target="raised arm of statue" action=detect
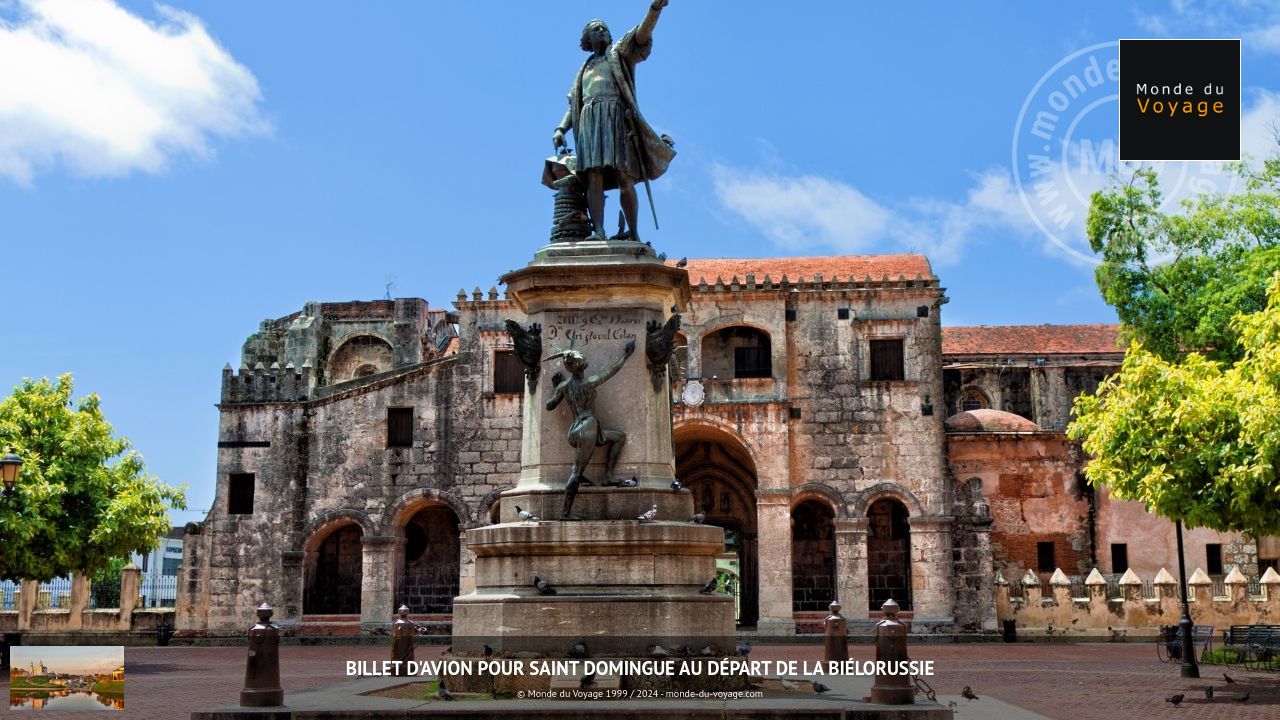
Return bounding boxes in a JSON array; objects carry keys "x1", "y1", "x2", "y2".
[
  {"x1": 590, "y1": 340, "x2": 636, "y2": 387},
  {"x1": 635, "y1": 0, "x2": 668, "y2": 46},
  {"x1": 546, "y1": 381, "x2": 566, "y2": 411}
]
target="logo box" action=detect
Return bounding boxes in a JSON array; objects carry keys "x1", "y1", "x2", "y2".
[{"x1": 1119, "y1": 39, "x2": 1240, "y2": 161}]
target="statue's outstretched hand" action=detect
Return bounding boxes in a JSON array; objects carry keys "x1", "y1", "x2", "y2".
[
  {"x1": 624, "y1": 339, "x2": 637, "y2": 356},
  {"x1": 553, "y1": 129, "x2": 567, "y2": 152},
  {"x1": 653, "y1": 0, "x2": 668, "y2": 8}
]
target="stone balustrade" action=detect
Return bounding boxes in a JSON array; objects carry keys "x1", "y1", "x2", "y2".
[{"x1": 996, "y1": 566, "x2": 1280, "y2": 640}]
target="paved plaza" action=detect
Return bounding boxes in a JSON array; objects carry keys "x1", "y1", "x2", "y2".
[{"x1": 4, "y1": 642, "x2": 1277, "y2": 719}]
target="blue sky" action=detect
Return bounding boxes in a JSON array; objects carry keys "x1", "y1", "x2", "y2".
[{"x1": 1, "y1": 0, "x2": 1278, "y2": 523}]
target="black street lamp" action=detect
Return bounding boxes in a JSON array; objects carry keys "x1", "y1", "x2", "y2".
[
  {"x1": 0, "y1": 451, "x2": 21, "y2": 493},
  {"x1": 1174, "y1": 518, "x2": 1199, "y2": 678}
]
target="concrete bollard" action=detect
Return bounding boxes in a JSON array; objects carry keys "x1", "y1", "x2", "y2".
[
  {"x1": 391, "y1": 605, "x2": 415, "y2": 674},
  {"x1": 240, "y1": 603, "x2": 284, "y2": 707},
  {"x1": 823, "y1": 600, "x2": 848, "y2": 663},
  {"x1": 868, "y1": 598, "x2": 913, "y2": 705}
]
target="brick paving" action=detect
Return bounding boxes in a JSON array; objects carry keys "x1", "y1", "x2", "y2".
[{"x1": 4, "y1": 642, "x2": 1276, "y2": 719}]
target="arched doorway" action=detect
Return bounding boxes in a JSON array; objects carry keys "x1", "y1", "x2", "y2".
[
  {"x1": 867, "y1": 498, "x2": 912, "y2": 611},
  {"x1": 396, "y1": 505, "x2": 460, "y2": 613},
  {"x1": 791, "y1": 500, "x2": 836, "y2": 611},
  {"x1": 304, "y1": 522, "x2": 363, "y2": 615},
  {"x1": 675, "y1": 423, "x2": 758, "y2": 627}
]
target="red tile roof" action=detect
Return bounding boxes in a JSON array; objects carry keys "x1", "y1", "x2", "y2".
[
  {"x1": 944, "y1": 409, "x2": 1042, "y2": 433},
  {"x1": 668, "y1": 254, "x2": 933, "y2": 284},
  {"x1": 943, "y1": 324, "x2": 1123, "y2": 356}
]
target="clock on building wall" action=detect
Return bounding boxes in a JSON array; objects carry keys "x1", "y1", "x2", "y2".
[{"x1": 681, "y1": 379, "x2": 705, "y2": 407}]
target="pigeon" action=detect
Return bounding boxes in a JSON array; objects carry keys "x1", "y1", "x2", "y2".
[
  {"x1": 680, "y1": 645, "x2": 693, "y2": 658},
  {"x1": 620, "y1": 477, "x2": 638, "y2": 488},
  {"x1": 483, "y1": 644, "x2": 493, "y2": 657},
  {"x1": 948, "y1": 701, "x2": 958, "y2": 708},
  {"x1": 437, "y1": 681, "x2": 455, "y2": 701},
  {"x1": 671, "y1": 479, "x2": 682, "y2": 492},
  {"x1": 699, "y1": 645, "x2": 714, "y2": 657},
  {"x1": 1165, "y1": 693, "x2": 1184, "y2": 706},
  {"x1": 962, "y1": 686, "x2": 979, "y2": 701},
  {"x1": 780, "y1": 678, "x2": 798, "y2": 691},
  {"x1": 671, "y1": 305, "x2": 680, "y2": 313},
  {"x1": 516, "y1": 505, "x2": 540, "y2": 522},
  {"x1": 534, "y1": 576, "x2": 557, "y2": 595},
  {"x1": 1223, "y1": 672, "x2": 1235, "y2": 684},
  {"x1": 1234, "y1": 692, "x2": 1249, "y2": 703},
  {"x1": 580, "y1": 672, "x2": 596, "y2": 688},
  {"x1": 638, "y1": 504, "x2": 658, "y2": 523},
  {"x1": 568, "y1": 642, "x2": 587, "y2": 658},
  {"x1": 736, "y1": 640, "x2": 752, "y2": 657},
  {"x1": 690, "y1": 512, "x2": 705, "y2": 524},
  {"x1": 813, "y1": 681, "x2": 832, "y2": 694},
  {"x1": 675, "y1": 257, "x2": 688, "y2": 268},
  {"x1": 634, "y1": 246, "x2": 646, "y2": 259},
  {"x1": 660, "y1": 133, "x2": 675, "y2": 149},
  {"x1": 648, "y1": 644, "x2": 671, "y2": 658},
  {"x1": 1205, "y1": 686, "x2": 1213, "y2": 700},
  {"x1": 699, "y1": 579, "x2": 717, "y2": 595}
]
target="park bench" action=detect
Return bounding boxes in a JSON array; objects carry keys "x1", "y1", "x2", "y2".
[{"x1": 1156, "y1": 624, "x2": 1214, "y2": 663}]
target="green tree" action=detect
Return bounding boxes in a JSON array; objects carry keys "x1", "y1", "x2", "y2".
[
  {"x1": 1068, "y1": 274, "x2": 1280, "y2": 534},
  {"x1": 0, "y1": 374, "x2": 186, "y2": 581},
  {"x1": 1086, "y1": 161, "x2": 1280, "y2": 363}
]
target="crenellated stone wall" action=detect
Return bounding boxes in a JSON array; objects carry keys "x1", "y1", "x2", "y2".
[{"x1": 996, "y1": 566, "x2": 1280, "y2": 639}]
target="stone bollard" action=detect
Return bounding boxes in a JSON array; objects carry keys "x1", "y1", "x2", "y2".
[
  {"x1": 823, "y1": 600, "x2": 848, "y2": 663},
  {"x1": 868, "y1": 599, "x2": 913, "y2": 705},
  {"x1": 240, "y1": 603, "x2": 284, "y2": 707},
  {"x1": 391, "y1": 605, "x2": 415, "y2": 674}
]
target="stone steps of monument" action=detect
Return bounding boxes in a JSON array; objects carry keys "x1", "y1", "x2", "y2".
[{"x1": 298, "y1": 614, "x2": 362, "y2": 636}]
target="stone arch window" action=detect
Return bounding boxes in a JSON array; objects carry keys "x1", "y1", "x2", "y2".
[
  {"x1": 866, "y1": 498, "x2": 912, "y2": 611},
  {"x1": 328, "y1": 335, "x2": 393, "y2": 383},
  {"x1": 791, "y1": 499, "x2": 836, "y2": 612},
  {"x1": 303, "y1": 522, "x2": 363, "y2": 615},
  {"x1": 960, "y1": 386, "x2": 990, "y2": 412},
  {"x1": 701, "y1": 326, "x2": 772, "y2": 380},
  {"x1": 397, "y1": 505, "x2": 461, "y2": 613}
]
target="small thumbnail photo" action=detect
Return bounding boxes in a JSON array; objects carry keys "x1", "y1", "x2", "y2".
[{"x1": 9, "y1": 646, "x2": 124, "y2": 712}]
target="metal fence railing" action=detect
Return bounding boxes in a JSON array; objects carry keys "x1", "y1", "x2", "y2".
[
  {"x1": 1, "y1": 582, "x2": 16, "y2": 610},
  {"x1": 141, "y1": 574, "x2": 178, "y2": 608},
  {"x1": 35, "y1": 577, "x2": 73, "y2": 609}
]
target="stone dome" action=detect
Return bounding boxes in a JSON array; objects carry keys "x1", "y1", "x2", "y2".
[{"x1": 944, "y1": 408, "x2": 1041, "y2": 433}]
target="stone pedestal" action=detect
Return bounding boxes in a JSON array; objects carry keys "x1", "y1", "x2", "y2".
[{"x1": 450, "y1": 241, "x2": 735, "y2": 670}]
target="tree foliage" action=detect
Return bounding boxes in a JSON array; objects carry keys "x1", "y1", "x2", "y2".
[
  {"x1": 1086, "y1": 161, "x2": 1280, "y2": 363},
  {"x1": 1068, "y1": 275, "x2": 1280, "y2": 534},
  {"x1": 0, "y1": 374, "x2": 186, "y2": 581}
]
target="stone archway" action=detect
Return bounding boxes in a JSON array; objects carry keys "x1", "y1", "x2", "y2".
[
  {"x1": 303, "y1": 522, "x2": 364, "y2": 615},
  {"x1": 867, "y1": 498, "x2": 912, "y2": 611},
  {"x1": 395, "y1": 504, "x2": 461, "y2": 614},
  {"x1": 791, "y1": 499, "x2": 836, "y2": 612},
  {"x1": 674, "y1": 422, "x2": 758, "y2": 627}
]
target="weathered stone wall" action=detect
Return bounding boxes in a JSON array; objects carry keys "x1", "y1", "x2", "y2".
[
  {"x1": 998, "y1": 567, "x2": 1280, "y2": 639},
  {"x1": 946, "y1": 432, "x2": 1091, "y2": 577}
]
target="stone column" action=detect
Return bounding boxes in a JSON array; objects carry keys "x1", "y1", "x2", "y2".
[
  {"x1": 755, "y1": 490, "x2": 794, "y2": 636},
  {"x1": 907, "y1": 515, "x2": 955, "y2": 629},
  {"x1": 834, "y1": 518, "x2": 869, "y2": 620},
  {"x1": 278, "y1": 550, "x2": 305, "y2": 629},
  {"x1": 458, "y1": 529, "x2": 477, "y2": 596},
  {"x1": 360, "y1": 535, "x2": 397, "y2": 631},
  {"x1": 1031, "y1": 367, "x2": 1068, "y2": 430},
  {"x1": 971, "y1": 520, "x2": 997, "y2": 631},
  {"x1": 18, "y1": 579, "x2": 37, "y2": 630},
  {"x1": 68, "y1": 574, "x2": 89, "y2": 630},
  {"x1": 119, "y1": 564, "x2": 141, "y2": 630}
]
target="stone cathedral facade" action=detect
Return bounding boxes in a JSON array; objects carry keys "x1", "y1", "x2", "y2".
[{"x1": 176, "y1": 254, "x2": 1266, "y2": 638}]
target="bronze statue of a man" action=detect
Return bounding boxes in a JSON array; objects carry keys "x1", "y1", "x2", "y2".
[
  {"x1": 545, "y1": 340, "x2": 636, "y2": 519},
  {"x1": 552, "y1": 0, "x2": 676, "y2": 242}
]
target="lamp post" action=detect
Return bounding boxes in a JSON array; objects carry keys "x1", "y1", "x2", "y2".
[
  {"x1": 1174, "y1": 518, "x2": 1199, "y2": 678},
  {"x1": 0, "y1": 451, "x2": 21, "y2": 494}
]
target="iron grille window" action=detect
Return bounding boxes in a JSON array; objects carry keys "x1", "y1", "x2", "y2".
[
  {"x1": 1110, "y1": 543, "x2": 1129, "y2": 574},
  {"x1": 1037, "y1": 541, "x2": 1056, "y2": 573},
  {"x1": 387, "y1": 407, "x2": 414, "y2": 448},
  {"x1": 1206, "y1": 544, "x2": 1223, "y2": 575},
  {"x1": 162, "y1": 558, "x2": 181, "y2": 576},
  {"x1": 869, "y1": 339, "x2": 905, "y2": 381},
  {"x1": 494, "y1": 350, "x2": 524, "y2": 393},
  {"x1": 734, "y1": 346, "x2": 771, "y2": 378},
  {"x1": 228, "y1": 473, "x2": 254, "y2": 515}
]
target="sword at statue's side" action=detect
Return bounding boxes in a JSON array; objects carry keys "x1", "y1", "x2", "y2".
[{"x1": 626, "y1": 110, "x2": 659, "y2": 231}]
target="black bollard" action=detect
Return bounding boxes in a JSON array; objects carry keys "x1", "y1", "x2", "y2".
[
  {"x1": 240, "y1": 603, "x2": 284, "y2": 707},
  {"x1": 868, "y1": 598, "x2": 913, "y2": 705},
  {"x1": 823, "y1": 600, "x2": 848, "y2": 663},
  {"x1": 156, "y1": 621, "x2": 172, "y2": 647},
  {"x1": 391, "y1": 605, "x2": 415, "y2": 674}
]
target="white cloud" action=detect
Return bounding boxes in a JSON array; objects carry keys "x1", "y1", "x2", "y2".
[
  {"x1": 0, "y1": 0, "x2": 267, "y2": 184},
  {"x1": 711, "y1": 165, "x2": 1032, "y2": 265}
]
